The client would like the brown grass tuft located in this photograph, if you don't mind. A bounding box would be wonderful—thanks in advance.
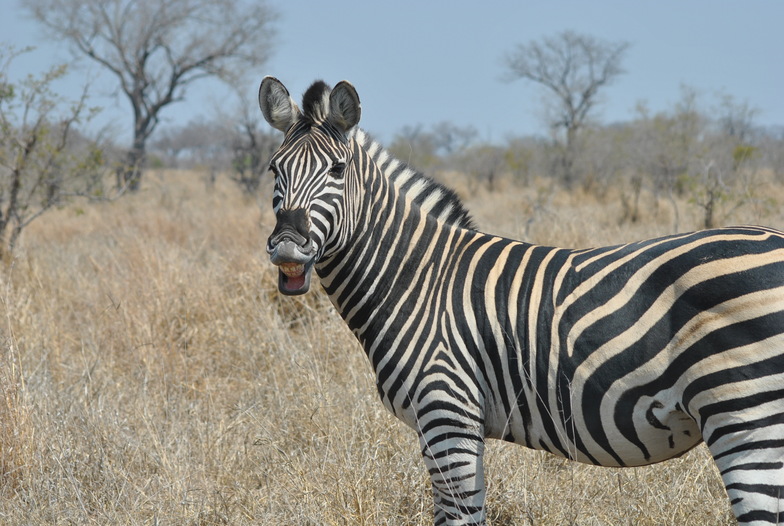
[0,328,32,493]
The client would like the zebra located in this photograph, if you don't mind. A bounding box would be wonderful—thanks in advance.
[258,76,784,525]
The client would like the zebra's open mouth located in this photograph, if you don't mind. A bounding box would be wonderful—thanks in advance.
[267,230,317,296]
[275,260,314,295]
[277,261,312,294]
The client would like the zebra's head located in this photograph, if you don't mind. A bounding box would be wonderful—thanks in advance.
[259,77,361,295]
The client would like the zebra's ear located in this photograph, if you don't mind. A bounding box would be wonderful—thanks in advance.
[328,81,361,133]
[259,76,302,132]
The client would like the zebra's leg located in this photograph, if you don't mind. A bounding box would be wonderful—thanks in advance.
[418,430,487,526]
[704,411,784,524]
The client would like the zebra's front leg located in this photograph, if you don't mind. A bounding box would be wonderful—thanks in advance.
[418,429,487,525]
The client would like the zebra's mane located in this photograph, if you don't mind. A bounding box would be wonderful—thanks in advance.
[301,80,332,123]
[350,128,476,230]
[298,81,475,230]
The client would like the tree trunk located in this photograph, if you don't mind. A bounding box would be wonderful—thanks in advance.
[703,190,716,229]
[562,125,578,186]
[117,137,146,192]
[0,150,25,260]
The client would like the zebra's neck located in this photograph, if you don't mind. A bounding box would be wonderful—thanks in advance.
[316,129,477,357]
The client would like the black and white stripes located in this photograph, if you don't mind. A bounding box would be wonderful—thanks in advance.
[259,77,784,525]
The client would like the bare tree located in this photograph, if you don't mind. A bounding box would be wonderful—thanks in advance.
[27,0,277,191]
[229,100,280,195]
[431,121,478,156]
[0,47,104,259]
[716,93,758,144]
[388,121,479,175]
[388,125,441,171]
[504,30,629,184]
[152,117,231,181]
[152,106,279,194]
[460,143,506,192]
[758,127,784,181]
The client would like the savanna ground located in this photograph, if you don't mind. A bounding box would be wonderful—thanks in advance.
[2,168,783,525]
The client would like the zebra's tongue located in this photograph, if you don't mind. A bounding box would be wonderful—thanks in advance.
[278,262,311,295]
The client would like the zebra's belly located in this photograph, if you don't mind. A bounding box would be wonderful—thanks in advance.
[604,394,703,466]
[487,390,703,467]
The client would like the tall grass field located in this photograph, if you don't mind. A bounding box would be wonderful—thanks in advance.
[2,169,783,524]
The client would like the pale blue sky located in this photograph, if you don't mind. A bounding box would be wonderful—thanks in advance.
[2,1,782,144]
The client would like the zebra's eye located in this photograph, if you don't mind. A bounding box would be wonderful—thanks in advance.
[269,164,280,178]
[329,162,346,179]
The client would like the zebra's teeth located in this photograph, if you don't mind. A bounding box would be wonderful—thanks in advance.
[279,262,305,277]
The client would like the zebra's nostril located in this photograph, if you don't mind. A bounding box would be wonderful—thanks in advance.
[271,208,312,248]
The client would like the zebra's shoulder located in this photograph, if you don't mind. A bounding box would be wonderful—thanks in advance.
[350,129,476,230]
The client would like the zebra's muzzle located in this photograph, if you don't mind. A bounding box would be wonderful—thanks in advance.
[267,237,316,296]
[267,208,317,295]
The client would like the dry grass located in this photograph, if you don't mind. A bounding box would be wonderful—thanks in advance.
[2,168,783,525]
